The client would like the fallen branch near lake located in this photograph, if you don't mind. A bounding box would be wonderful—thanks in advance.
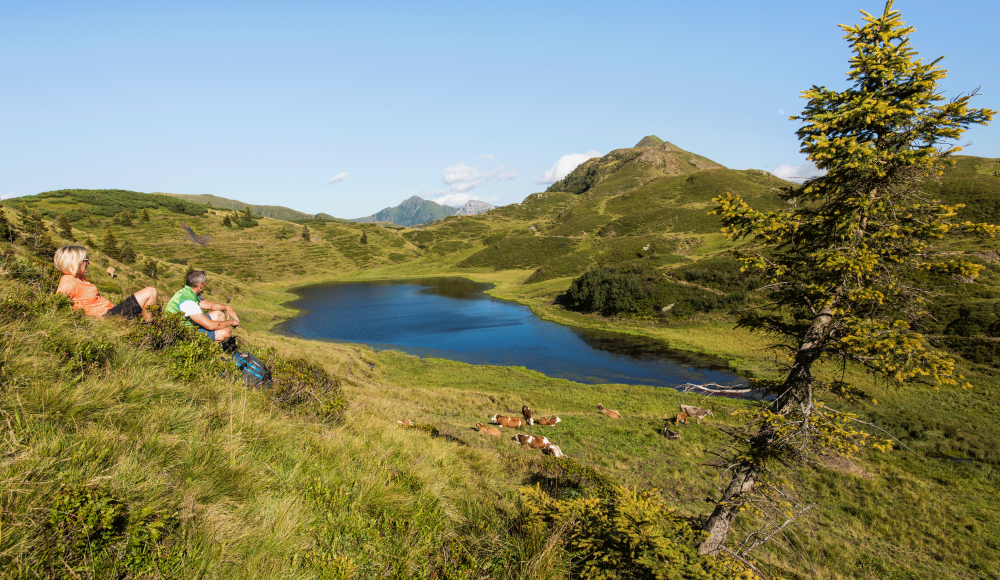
[679,382,752,396]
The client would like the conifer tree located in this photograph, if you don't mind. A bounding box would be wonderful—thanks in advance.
[85,235,97,248]
[360,230,368,245]
[119,211,134,227]
[23,210,47,247]
[102,227,122,261]
[86,215,98,227]
[141,208,151,223]
[702,1,995,556]
[18,202,29,217]
[121,241,137,264]
[243,206,253,222]
[57,214,74,240]
[0,209,16,242]
[222,215,233,227]
[301,225,311,242]
[142,258,158,279]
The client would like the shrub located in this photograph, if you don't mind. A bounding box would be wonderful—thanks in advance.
[565,261,746,318]
[519,483,755,579]
[564,262,665,316]
[265,354,348,424]
[39,485,180,578]
[121,240,137,264]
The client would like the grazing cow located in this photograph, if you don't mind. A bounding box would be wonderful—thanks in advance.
[491,414,525,428]
[597,404,621,419]
[675,412,689,425]
[522,404,533,425]
[662,424,681,440]
[535,416,561,426]
[476,422,501,437]
[512,433,551,449]
[106,266,116,278]
[541,444,566,457]
[680,405,714,425]
[396,419,413,427]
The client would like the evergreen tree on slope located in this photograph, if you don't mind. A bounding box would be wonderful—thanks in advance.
[702,1,995,556]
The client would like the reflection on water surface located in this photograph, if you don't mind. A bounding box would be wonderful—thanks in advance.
[280,278,743,389]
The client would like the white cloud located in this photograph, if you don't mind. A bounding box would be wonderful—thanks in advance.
[772,161,826,184]
[536,151,602,184]
[327,172,348,184]
[778,109,785,116]
[1,193,16,200]
[441,163,517,193]
[431,192,479,207]
[480,154,494,160]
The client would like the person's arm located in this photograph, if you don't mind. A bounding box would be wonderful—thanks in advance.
[189,311,239,331]
[198,299,239,322]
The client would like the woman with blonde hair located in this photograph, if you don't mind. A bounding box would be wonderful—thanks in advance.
[54,245,158,321]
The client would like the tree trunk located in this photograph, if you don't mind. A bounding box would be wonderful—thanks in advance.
[699,305,834,555]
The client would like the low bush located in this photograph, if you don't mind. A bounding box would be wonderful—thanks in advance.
[265,353,348,424]
[519,482,757,579]
[37,485,181,578]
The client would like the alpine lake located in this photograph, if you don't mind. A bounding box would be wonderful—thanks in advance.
[278,277,743,391]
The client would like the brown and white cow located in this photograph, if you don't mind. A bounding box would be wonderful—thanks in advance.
[679,405,714,425]
[535,416,561,426]
[522,404,533,425]
[597,404,621,419]
[396,419,413,427]
[491,414,525,428]
[541,444,566,457]
[675,412,689,425]
[106,266,116,278]
[512,433,551,449]
[476,422,501,436]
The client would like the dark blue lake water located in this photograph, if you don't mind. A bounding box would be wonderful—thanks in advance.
[279,278,742,389]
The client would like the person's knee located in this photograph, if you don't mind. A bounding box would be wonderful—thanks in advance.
[216,328,231,342]
[209,311,226,321]
[135,286,157,305]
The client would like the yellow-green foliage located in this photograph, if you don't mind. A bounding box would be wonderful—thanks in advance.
[520,483,759,579]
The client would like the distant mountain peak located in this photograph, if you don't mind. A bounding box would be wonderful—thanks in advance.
[349,196,457,227]
[454,200,496,216]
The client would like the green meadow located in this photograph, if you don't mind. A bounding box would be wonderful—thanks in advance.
[2,143,999,578]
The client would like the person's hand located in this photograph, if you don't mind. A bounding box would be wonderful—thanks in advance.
[226,306,239,322]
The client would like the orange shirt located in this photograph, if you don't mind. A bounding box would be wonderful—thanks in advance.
[57,275,115,317]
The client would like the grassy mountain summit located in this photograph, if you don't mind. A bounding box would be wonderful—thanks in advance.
[545,139,725,195]
[634,135,666,148]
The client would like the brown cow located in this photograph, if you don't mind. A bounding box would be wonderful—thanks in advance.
[597,404,621,419]
[396,419,413,427]
[675,412,689,425]
[491,414,525,428]
[541,444,566,457]
[535,416,561,426]
[512,433,551,449]
[522,404,533,425]
[106,266,116,278]
[680,405,714,425]
[476,422,501,436]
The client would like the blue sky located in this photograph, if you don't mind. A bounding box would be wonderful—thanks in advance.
[2,1,998,218]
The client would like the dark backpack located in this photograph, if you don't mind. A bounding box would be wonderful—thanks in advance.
[232,352,272,389]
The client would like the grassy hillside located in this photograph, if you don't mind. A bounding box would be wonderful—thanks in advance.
[2,150,1000,579]
[156,192,337,222]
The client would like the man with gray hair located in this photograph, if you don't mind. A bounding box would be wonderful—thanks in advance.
[165,270,240,343]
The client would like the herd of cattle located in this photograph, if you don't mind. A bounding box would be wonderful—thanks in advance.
[398,403,715,459]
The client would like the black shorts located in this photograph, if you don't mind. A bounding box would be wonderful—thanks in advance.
[104,294,143,320]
